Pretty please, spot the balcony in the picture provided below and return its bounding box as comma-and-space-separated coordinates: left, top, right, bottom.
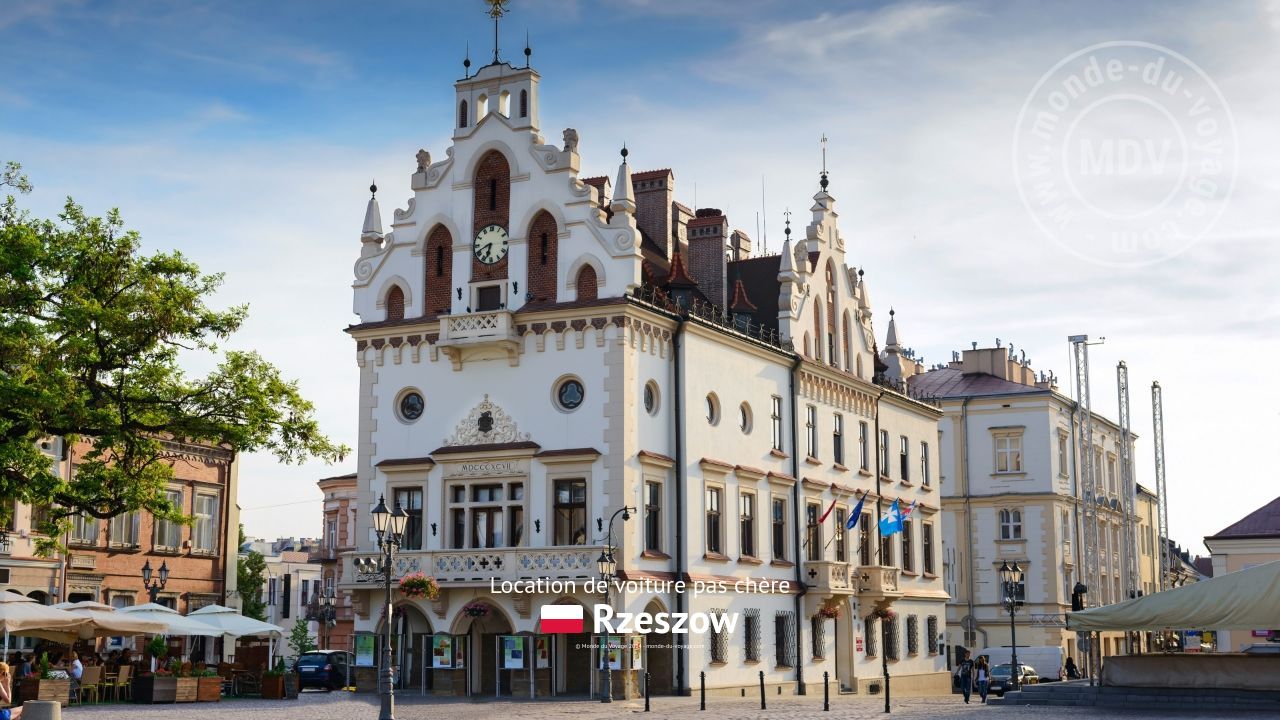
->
806, 561, 857, 594
854, 565, 904, 605
342, 546, 605, 588
436, 310, 521, 369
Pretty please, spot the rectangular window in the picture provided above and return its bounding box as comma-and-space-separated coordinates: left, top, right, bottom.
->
859, 422, 869, 471
922, 522, 935, 575
771, 497, 787, 561
805, 405, 818, 458
1058, 434, 1069, 477
193, 493, 219, 553
806, 502, 821, 562
1000, 508, 1023, 540
705, 487, 723, 555
770, 396, 783, 451
885, 616, 900, 660
153, 489, 183, 550
833, 414, 844, 466
811, 616, 826, 659
554, 479, 587, 545
995, 435, 1023, 473
744, 609, 761, 662
906, 615, 919, 655
879, 430, 890, 476
864, 618, 877, 657
774, 611, 796, 667
927, 616, 939, 654
109, 512, 140, 547
880, 526, 894, 567
69, 513, 98, 546
645, 481, 662, 553
859, 513, 872, 566
901, 519, 914, 572
394, 487, 424, 550
739, 492, 756, 558
920, 441, 930, 486
267, 577, 278, 606
326, 519, 337, 549
1107, 457, 1117, 494
899, 435, 910, 481
709, 607, 728, 663
834, 508, 847, 562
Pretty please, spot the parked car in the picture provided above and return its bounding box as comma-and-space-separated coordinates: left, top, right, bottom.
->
293, 650, 354, 691
977, 645, 1065, 682
987, 663, 1038, 696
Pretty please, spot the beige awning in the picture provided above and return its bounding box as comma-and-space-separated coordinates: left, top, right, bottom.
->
0, 592, 91, 642
1068, 560, 1280, 632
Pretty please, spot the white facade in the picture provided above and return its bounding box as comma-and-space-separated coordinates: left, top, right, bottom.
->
341, 52, 948, 699
263, 552, 323, 653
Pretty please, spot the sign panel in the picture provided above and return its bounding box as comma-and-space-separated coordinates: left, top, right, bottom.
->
432, 635, 453, 668
355, 633, 376, 667
501, 635, 525, 670
630, 635, 643, 670
536, 636, 550, 669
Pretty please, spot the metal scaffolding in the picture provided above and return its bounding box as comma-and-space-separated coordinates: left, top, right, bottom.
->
1152, 381, 1170, 591
1069, 335, 1100, 609
1116, 362, 1140, 600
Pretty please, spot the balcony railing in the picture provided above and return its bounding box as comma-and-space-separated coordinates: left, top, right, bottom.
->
806, 560, 857, 594
854, 565, 904, 603
436, 309, 521, 367
343, 546, 605, 587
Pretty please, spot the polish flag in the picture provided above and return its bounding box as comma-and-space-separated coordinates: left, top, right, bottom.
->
540, 604, 584, 634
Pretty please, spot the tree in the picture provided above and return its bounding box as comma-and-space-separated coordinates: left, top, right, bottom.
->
287, 616, 317, 658
0, 161, 347, 552
238, 549, 268, 621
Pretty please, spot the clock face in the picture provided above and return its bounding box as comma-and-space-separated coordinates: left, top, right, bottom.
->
473, 224, 509, 265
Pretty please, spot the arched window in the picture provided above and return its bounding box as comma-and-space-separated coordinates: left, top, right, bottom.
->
856, 354, 864, 379
842, 312, 853, 372
499, 90, 511, 117
386, 285, 405, 321
519, 89, 528, 118
575, 264, 597, 301
999, 509, 1023, 540
477, 94, 489, 121
527, 211, 558, 302
826, 262, 838, 367
472, 150, 510, 281
458, 100, 468, 129
424, 225, 453, 315
813, 300, 824, 362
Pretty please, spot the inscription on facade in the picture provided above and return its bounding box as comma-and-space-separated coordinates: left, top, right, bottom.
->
443, 460, 528, 479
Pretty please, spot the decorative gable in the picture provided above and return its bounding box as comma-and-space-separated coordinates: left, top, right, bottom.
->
442, 394, 531, 446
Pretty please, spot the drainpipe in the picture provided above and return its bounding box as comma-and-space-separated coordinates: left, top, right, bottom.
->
789, 356, 806, 694
672, 316, 689, 696
958, 398, 988, 651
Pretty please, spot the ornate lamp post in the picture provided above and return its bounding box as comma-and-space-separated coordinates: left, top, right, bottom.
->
316, 589, 337, 648
141, 560, 169, 603
999, 560, 1025, 691
596, 506, 634, 703
357, 494, 407, 720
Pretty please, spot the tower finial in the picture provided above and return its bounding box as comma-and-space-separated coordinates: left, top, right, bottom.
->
819, 133, 830, 191
463, 43, 471, 77
783, 208, 792, 239
621, 143, 628, 160
370, 180, 377, 196
524, 30, 531, 68
486, 0, 509, 65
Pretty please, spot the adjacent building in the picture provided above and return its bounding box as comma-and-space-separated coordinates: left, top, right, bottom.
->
909, 344, 1160, 669
262, 550, 323, 646
315, 472, 358, 650
338, 49, 950, 699
1204, 495, 1280, 653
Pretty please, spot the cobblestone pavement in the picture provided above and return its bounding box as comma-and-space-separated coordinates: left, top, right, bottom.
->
60, 690, 1280, 719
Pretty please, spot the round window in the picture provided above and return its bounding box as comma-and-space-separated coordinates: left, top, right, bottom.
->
644, 381, 659, 415
398, 391, 424, 421
705, 393, 720, 425
556, 378, 585, 411
739, 403, 752, 433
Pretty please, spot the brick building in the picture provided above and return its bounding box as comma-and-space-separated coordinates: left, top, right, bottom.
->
314, 472, 357, 650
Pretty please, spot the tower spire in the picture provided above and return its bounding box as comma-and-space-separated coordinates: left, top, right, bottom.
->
819, 133, 829, 191
486, 0, 509, 65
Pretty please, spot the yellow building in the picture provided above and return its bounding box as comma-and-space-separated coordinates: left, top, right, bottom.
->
1204, 495, 1280, 653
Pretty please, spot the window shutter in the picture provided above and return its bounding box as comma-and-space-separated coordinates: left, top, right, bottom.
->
864, 618, 877, 657
907, 615, 919, 655
709, 608, 728, 663
927, 616, 939, 654
744, 609, 760, 662
283, 573, 292, 619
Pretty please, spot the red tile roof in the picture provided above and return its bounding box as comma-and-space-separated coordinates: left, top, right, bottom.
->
727, 255, 781, 332
665, 251, 697, 288
1207, 495, 1280, 539
632, 169, 673, 181
688, 215, 726, 228
729, 278, 758, 312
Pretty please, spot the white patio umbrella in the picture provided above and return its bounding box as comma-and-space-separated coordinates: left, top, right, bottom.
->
59, 601, 169, 639
119, 603, 225, 637
0, 592, 91, 651
187, 604, 286, 666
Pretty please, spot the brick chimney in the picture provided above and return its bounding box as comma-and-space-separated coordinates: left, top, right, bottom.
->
688, 209, 728, 307
729, 229, 752, 262
633, 169, 674, 257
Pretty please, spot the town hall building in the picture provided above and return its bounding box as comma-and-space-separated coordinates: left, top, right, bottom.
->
340, 34, 949, 699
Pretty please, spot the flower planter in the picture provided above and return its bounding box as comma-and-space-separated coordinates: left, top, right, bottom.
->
197, 675, 223, 702
18, 678, 71, 707
261, 674, 285, 699
174, 676, 199, 703
132, 675, 178, 703
284, 672, 299, 699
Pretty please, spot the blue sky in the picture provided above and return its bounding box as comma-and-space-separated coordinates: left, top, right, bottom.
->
3, 0, 1278, 553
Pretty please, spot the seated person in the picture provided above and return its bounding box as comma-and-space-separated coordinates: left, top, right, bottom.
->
0, 662, 25, 719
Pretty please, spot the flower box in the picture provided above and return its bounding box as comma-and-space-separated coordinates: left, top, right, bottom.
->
17, 678, 71, 707
284, 672, 299, 699
261, 674, 284, 699
197, 675, 223, 702
132, 675, 177, 703
174, 676, 199, 702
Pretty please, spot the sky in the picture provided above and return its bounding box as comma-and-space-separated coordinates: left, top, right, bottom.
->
2, 0, 1277, 555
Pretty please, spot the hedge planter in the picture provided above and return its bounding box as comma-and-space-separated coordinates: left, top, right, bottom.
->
284, 672, 299, 699
18, 678, 71, 707
261, 674, 284, 699
197, 676, 223, 702
174, 677, 198, 703
132, 675, 178, 704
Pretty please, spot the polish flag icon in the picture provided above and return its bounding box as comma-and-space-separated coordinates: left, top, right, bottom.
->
540, 604, 584, 633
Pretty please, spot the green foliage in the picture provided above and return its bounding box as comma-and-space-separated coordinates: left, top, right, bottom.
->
238, 549, 268, 621
288, 616, 317, 657
0, 161, 347, 553
38, 652, 50, 680
146, 634, 168, 660
264, 657, 287, 677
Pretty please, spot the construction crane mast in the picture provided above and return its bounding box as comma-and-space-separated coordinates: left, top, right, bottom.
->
1070, 335, 1100, 609
1117, 362, 1140, 600
1152, 381, 1170, 591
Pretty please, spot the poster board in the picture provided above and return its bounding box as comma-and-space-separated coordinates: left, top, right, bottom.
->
630, 635, 643, 670
355, 632, 376, 667
535, 636, 550, 669
501, 635, 526, 669
432, 634, 454, 668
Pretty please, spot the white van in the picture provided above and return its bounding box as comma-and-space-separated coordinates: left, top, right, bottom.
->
976, 646, 1065, 682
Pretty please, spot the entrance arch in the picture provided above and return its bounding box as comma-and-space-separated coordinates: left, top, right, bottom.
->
642, 599, 675, 694
450, 598, 515, 696
535, 597, 592, 696
376, 602, 434, 692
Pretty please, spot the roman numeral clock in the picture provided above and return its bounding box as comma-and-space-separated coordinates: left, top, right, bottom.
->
473, 223, 509, 265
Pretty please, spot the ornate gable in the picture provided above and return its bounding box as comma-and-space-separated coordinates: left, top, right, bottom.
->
442, 394, 531, 446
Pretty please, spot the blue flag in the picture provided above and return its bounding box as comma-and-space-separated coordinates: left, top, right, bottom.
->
846, 492, 867, 530
878, 499, 904, 536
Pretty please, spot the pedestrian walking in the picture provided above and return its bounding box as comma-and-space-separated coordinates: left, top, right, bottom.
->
958, 651, 975, 704
975, 656, 990, 703
1064, 656, 1079, 680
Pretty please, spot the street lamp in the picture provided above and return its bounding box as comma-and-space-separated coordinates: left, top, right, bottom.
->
363, 494, 407, 720
141, 560, 169, 603
597, 507, 633, 703
999, 560, 1025, 691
